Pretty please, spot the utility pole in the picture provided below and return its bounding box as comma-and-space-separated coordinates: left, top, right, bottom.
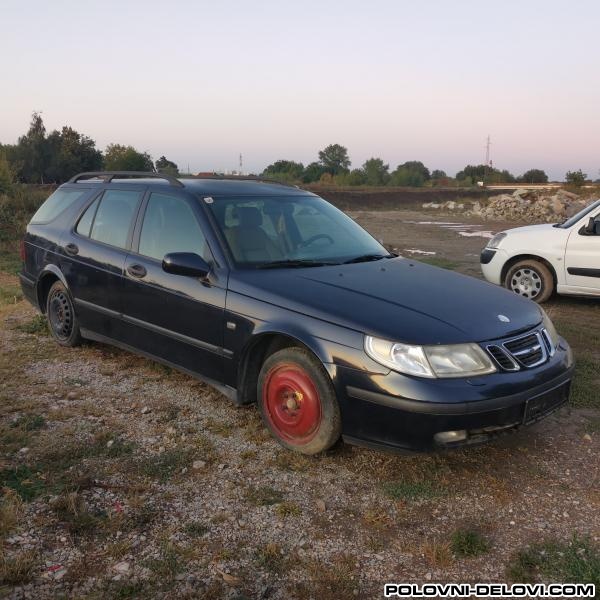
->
483, 135, 491, 185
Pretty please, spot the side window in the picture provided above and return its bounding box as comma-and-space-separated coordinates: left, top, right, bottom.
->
30, 188, 88, 224
90, 190, 141, 249
75, 197, 100, 237
138, 193, 209, 261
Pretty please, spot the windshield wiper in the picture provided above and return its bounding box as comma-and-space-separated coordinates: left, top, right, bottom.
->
342, 253, 393, 264
257, 259, 336, 269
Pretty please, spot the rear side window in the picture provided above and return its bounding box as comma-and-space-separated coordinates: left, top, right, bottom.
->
76, 197, 100, 237
138, 193, 209, 261
30, 189, 88, 224
89, 190, 141, 249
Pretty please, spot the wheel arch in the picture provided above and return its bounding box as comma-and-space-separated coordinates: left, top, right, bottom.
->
501, 254, 558, 290
36, 266, 69, 314
236, 327, 332, 406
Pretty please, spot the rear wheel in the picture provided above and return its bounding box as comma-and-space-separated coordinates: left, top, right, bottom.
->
258, 347, 341, 455
504, 259, 554, 303
46, 281, 82, 347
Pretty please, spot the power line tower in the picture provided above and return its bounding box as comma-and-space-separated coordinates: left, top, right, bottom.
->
239, 153, 243, 175
483, 135, 491, 185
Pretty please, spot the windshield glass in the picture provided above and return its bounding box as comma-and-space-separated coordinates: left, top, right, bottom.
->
556, 199, 600, 229
203, 194, 388, 267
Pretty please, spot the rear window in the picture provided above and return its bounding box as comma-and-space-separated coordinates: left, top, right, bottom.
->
30, 188, 88, 224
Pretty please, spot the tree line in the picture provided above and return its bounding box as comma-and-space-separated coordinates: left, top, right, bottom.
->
0, 113, 179, 190
0, 113, 592, 189
262, 144, 589, 186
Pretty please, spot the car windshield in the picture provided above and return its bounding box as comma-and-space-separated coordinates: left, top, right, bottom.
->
203, 194, 389, 268
555, 199, 600, 229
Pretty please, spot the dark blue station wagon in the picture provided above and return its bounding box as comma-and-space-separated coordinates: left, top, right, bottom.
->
20, 172, 574, 454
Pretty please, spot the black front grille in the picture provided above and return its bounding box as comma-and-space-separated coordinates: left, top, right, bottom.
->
486, 330, 548, 371
504, 334, 538, 354
487, 345, 517, 370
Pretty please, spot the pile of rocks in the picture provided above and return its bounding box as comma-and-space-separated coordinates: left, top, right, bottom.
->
423, 189, 594, 222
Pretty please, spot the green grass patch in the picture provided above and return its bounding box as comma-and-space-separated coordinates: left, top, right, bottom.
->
16, 314, 48, 336
507, 536, 600, 592
569, 356, 600, 409
0, 465, 47, 501
11, 414, 45, 431
0, 282, 22, 306
419, 257, 459, 270
184, 521, 209, 537
244, 485, 284, 506
137, 448, 192, 482
1, 434, 135, 501
451, 528, 490, 557
382, 479, 443, 501
0, 250, 22, 276
143, 544, 186, 580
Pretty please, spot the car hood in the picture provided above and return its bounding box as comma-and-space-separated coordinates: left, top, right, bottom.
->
500, 223, 564, 238
229, 257, 542, 345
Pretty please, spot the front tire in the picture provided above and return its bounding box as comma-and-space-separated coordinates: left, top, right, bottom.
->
46, 281, 82, 347
258, 347, 341, 455
504, 259, 554, 303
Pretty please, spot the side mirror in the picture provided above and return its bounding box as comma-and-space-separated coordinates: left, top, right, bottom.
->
162, 252, 210, 278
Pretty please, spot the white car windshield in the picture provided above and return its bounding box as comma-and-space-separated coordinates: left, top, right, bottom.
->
204, 194, 391, 268
555, 199, 600, 229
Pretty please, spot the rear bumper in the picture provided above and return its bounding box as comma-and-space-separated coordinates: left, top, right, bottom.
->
19, 272, 39, 309
335, 341, 574, 452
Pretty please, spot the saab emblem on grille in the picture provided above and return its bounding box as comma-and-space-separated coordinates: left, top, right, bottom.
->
497, 314, 510, 323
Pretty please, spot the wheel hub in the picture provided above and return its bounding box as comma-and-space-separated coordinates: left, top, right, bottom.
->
263, 364, 321, 445
511, 268, 541, 299
49, 291, 73, 340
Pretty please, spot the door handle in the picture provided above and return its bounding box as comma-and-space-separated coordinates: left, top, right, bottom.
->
127, 264, 147, 279
64, 243, 79, 256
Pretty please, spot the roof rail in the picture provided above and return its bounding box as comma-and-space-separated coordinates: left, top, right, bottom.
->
68, 171, 184, 188
184, 174, 299, 189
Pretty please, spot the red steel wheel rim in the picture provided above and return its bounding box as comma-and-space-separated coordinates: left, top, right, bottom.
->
262, 363, 322, 445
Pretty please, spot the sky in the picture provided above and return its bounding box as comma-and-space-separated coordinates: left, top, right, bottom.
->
1, 0, 599, 180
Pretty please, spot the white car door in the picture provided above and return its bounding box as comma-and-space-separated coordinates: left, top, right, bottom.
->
564, 204, 600, 294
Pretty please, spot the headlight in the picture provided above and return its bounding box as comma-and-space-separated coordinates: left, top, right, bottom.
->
487, 232, 507, 249
540, 308, 560, 350
365, 336, 497, 378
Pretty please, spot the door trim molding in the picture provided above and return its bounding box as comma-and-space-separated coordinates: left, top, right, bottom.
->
74, 298, 232, 357
567, 267, 600, 278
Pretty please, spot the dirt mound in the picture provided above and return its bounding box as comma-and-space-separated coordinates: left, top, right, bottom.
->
423, 189, 595, 223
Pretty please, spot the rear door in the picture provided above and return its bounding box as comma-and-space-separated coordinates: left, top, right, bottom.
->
62, 187, 143, 339
119, 191, 227, 382
564, 205, 600, 292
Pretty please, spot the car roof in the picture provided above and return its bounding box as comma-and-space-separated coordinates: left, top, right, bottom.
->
66, 172, 316, 197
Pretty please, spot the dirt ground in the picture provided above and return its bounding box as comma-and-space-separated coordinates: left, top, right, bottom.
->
0, 209, 598, 599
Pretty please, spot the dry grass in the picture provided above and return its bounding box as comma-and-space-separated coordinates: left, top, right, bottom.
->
422, 539, 454, 568
0, 550, 37, 586
0, 490, 23, 539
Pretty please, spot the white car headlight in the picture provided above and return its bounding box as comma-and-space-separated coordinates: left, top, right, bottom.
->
540, 308, 560, 350
365, 336, 497, 378
487, 232, 507, 249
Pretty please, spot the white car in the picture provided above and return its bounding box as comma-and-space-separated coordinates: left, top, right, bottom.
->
481, 199, 600, 303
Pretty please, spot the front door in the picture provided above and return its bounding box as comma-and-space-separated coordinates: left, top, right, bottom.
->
120, 191, 227, 383
565, 205, 600, 292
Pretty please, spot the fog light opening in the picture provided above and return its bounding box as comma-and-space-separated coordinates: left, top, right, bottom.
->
434, 430, 468, 444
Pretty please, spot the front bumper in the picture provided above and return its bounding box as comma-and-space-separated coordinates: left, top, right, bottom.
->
480, 248, 508, 285
335, 340, 574, 452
